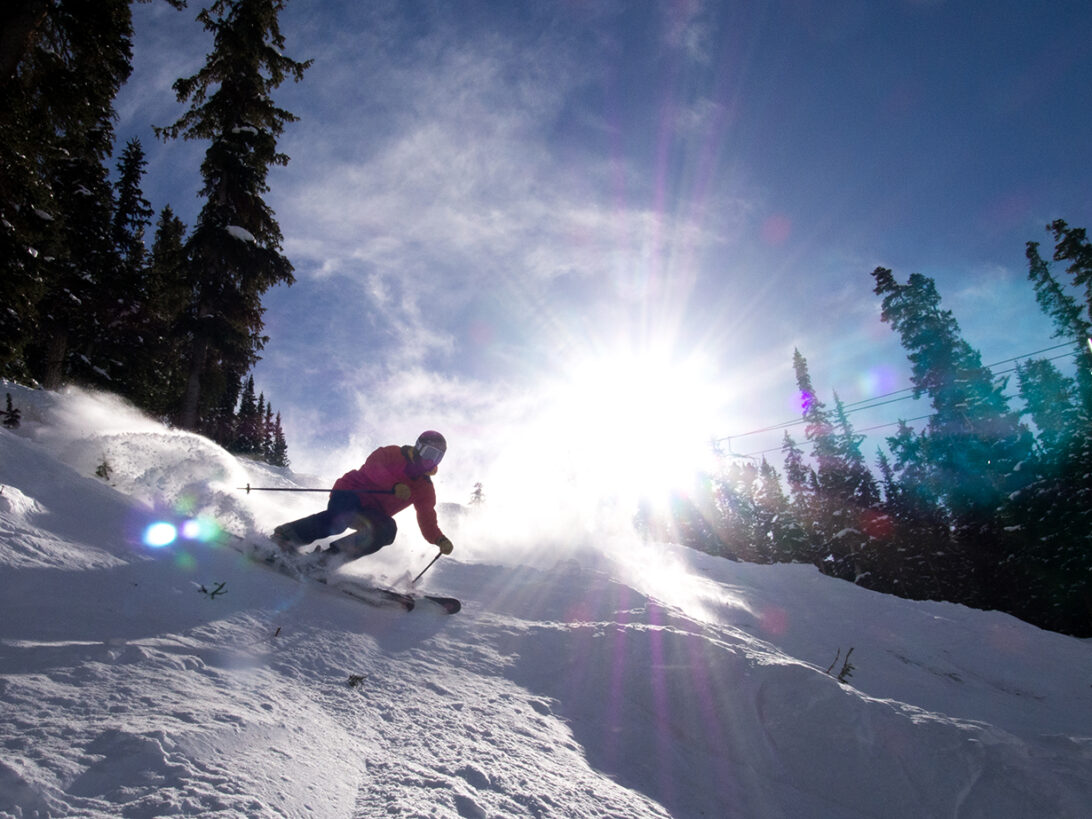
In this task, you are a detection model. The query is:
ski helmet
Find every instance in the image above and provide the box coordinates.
[414,430,447,468]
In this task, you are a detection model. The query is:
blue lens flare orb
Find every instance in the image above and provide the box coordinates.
[139,511,222,550]
[143,521,179,548]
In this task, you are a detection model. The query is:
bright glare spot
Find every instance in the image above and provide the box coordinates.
[563,347,722,496]
[143,521,178,548]
[485,342,726,536]
[181,517,220,542]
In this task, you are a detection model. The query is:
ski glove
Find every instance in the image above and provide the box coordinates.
[436,536,454,555]
[393,483,411,500]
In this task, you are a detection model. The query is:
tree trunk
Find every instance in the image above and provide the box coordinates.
[41,327,67,390]
[178,330,208,431]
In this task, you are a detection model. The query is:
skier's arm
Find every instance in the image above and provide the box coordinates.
[413,483,448,547]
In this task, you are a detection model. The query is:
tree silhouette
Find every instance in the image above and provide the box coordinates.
[156,0,310,431]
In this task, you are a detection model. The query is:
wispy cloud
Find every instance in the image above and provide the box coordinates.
[253,3,757,486]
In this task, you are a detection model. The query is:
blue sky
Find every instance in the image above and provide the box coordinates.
[115,0,1092,503]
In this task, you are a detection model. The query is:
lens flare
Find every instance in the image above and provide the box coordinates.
[181,517,220,542]
[174,552,197,571]
[143,521,178,548]
[858,365,897,397]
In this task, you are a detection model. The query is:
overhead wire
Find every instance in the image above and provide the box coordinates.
[715,341,1082,460]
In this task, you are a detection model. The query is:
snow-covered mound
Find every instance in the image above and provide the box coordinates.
[1,385,1090,818]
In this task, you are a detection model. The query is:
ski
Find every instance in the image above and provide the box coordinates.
[329,582,460,614]
[312,572,461,614]
[414,594,462,614]
[224,534,460,614]
[329,582,417,611]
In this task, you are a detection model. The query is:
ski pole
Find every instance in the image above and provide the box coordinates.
[237,483,395,495]
[238,484,332,493]
[413,552,443,584]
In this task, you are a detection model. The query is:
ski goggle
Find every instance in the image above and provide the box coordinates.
[416,441,445,465]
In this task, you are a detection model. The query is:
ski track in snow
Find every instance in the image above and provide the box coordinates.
[1,384,1091,818]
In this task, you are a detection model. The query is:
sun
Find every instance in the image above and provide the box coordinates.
[537,343,725,508]
[475,340,728,541]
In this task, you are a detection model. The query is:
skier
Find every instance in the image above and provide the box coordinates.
[271,431,454,566]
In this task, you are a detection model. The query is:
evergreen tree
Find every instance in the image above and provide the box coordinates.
[2,393,21,429]
[830,395,880,509]
[230,375,261,455]
[791,350,880,583]
[135,206,190,415]
[793,349,840,480]
[204,365,244,446]
[1016,358,1079,462]
[8,1,137,388]
[32,102,124,388]
[872,267,1035,609]
[713,460,762,561]
[876,435,955,601]
[156,0,310,430]
[268,411,289,467]
[111,137,154,271]
[753,458,806,563]
[641,470,726,556]
[1011,225,1092,635]
[92,136,157,399]
[1006,360,1081,631]
[826,393,882,586]
[260,397,273,459]
[0,0,66,375]
[1047,219,1092,328]
[470,483,485,505]
[781,431,822,564]
[1026,233,1092,414]
[0,3,52,86]
[1,2,186,371]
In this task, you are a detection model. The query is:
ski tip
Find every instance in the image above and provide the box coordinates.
[423,595,461,614]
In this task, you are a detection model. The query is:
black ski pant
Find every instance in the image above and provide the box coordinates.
[281,490,397,555]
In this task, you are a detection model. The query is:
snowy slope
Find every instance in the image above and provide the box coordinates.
[1,385,1090,818]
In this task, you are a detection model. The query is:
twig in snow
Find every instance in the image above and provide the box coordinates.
[825,647,855,683]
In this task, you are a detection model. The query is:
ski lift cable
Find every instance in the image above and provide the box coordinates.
[716,342,1081,446]
[733,350,1076,444]
[839,350,1077,416]
[836,341,1076,412]
[739,414,936,459]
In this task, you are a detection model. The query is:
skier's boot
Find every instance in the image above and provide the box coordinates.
[326,523,377,561]
[305,543,345,572]
[271,523,305,553]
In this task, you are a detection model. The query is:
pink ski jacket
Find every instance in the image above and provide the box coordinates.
[332,445,445,544]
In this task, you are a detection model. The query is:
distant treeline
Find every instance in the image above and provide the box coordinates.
[643,221,1092,638]
[0,0,310,467]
